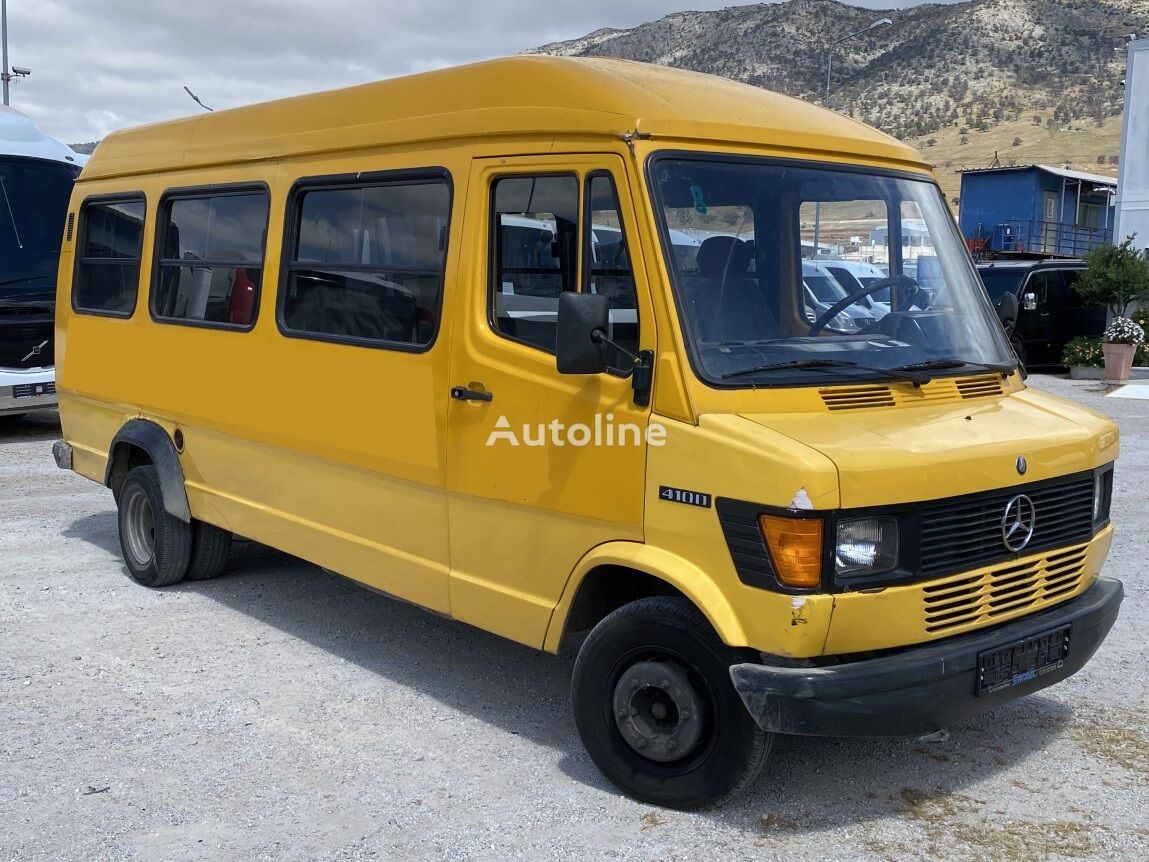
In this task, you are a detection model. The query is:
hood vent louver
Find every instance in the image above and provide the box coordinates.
[956,375,1005,399]
[819,374,1005,411]
[819,385,896,411]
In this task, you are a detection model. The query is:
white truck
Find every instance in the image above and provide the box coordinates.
[0,107,85,419]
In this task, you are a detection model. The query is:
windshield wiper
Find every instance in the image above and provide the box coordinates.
[896,357,1014,374]
[721,358,928,385]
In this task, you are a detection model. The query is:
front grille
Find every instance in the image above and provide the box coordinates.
[0,314,54,369]
[923,544,1089,634]
[919,473,1095,578]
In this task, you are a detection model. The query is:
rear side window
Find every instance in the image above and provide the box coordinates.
[280,174,451,349]
[73,196,146,316]
[152,189,269,328]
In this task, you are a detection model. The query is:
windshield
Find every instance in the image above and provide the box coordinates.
[0,156,79,300]
[651,157,1015,385]
[977,269,1025,304]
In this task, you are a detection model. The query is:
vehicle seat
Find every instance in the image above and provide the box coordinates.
[686,236,777,343]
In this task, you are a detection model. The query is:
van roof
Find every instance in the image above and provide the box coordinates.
[82,56,926,181]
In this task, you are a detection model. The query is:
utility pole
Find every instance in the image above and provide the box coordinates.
[1,0,29,106]
[2,0,10,107]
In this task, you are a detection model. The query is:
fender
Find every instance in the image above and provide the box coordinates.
[104,419,191,522]
[543,541,748,653]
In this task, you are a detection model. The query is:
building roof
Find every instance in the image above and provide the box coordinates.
[0,105,85,166]
[81,56,927,181]
[958,162,1116,188]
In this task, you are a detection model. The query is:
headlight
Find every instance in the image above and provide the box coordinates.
[1094,469,1113,524]
[835,517,899,576]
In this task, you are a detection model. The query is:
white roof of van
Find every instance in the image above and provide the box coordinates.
[0,105,86,166]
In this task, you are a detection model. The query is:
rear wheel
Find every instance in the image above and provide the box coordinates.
[186,522,233,581]
[572,596,772,809]
[117,465,192,587]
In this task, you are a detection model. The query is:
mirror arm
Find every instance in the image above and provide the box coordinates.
[590,329,654,408]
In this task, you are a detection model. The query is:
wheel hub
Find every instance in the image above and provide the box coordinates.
[122,486,155,569]
[612,659,705,763]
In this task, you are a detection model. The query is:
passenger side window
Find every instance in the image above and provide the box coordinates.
[281,176,451,348]
[73,196,146,316]
[1061,270,1084,307]
[1026,272,1053,307]
[490,174,579,353]
[153,189,269,328]
[585,173,639,370]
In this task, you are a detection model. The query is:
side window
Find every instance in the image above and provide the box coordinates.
[153,189,269,328]
[281,176,451,348]
[1026,271,1052,307]
[1061,270,1084,307]
[585,173,639,370]
[490,174,579,353]
[73,196,146,316]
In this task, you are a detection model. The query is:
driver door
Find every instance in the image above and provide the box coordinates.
[444,154,655,648]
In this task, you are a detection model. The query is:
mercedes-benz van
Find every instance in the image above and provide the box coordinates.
[53,57,1122,809]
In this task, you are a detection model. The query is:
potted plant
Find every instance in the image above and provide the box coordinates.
[1076,237,1149,382]
[1100,318,1145,381]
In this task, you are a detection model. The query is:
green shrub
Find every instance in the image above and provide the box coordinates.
[1062,336,1104,367]
[1063,335,1149,367]
[1077,237,1149,317]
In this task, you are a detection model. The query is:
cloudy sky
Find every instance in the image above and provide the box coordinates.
[6,0,947,144]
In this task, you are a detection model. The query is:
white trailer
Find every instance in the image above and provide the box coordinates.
[1115,38,1149,255]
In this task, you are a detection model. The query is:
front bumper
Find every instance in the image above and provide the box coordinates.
[729,577,1123,736]
[0,367,57,415]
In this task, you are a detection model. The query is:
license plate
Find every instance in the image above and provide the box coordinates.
[976,625,1071,696]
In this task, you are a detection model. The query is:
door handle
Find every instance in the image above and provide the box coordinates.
[451,386,493,402]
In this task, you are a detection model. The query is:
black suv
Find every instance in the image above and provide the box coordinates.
[977,260,1107,367]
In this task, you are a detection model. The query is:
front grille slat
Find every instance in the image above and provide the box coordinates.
[921,542,1089,635]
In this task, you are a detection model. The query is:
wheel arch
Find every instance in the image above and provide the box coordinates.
[104,419,191,522]
[543,542,748,654]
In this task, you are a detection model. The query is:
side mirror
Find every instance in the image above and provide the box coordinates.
[556,291,609,375]
[1022,292,1037,312]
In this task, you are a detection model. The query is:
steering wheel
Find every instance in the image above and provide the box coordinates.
[809,275,923,336]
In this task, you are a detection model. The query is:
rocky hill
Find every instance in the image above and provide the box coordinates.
[533,0,1145,147]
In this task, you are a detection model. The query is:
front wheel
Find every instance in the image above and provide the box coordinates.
[572,597,772,809]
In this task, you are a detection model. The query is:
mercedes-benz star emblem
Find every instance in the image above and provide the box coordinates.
[1001,494,1036,553]
[1016,456,1027,475]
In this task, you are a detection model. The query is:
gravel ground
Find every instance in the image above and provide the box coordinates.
[1,375,1146,862]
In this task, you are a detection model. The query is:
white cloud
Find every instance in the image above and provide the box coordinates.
[5,0,955,143]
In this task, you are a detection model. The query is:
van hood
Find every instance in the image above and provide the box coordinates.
[738,386,1118,508]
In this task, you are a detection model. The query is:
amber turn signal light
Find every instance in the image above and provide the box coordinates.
[758,514,823,588]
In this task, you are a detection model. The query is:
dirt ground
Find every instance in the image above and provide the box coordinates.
[1,375,1146,862]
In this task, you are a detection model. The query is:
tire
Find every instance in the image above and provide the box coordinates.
[572,596,772,809]
[186,522,233,581]
[1011,336,1027,372]
[117,465,192,587]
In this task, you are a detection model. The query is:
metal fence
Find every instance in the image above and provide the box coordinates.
[985,220,1113,258]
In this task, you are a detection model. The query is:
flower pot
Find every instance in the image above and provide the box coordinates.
[1102,342,1136,382]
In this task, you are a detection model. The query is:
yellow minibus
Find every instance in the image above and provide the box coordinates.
[53,57,1122,808]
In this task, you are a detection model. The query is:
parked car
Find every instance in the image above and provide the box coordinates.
[802,260,875,329]
[820,260,890,317]
[977,260,1107,367]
